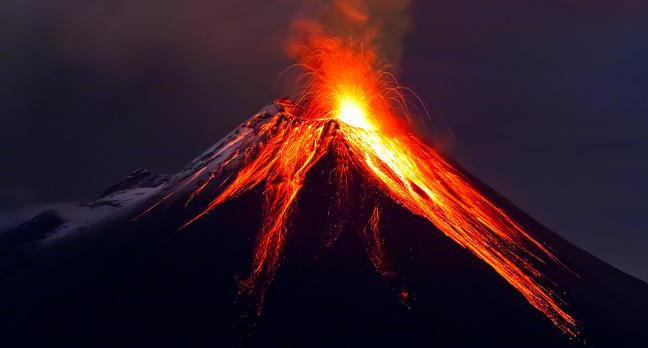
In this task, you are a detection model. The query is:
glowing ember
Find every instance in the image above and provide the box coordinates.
[140,25,578,338]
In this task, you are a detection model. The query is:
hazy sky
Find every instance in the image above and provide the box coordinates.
[1,1,646,280]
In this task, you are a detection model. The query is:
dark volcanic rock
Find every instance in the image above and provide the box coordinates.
[0,152,646,348]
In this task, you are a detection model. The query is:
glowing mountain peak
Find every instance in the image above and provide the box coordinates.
[336,94,373,130]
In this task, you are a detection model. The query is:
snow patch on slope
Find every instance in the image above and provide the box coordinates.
[1,175,164,246]
[1,99,288,246]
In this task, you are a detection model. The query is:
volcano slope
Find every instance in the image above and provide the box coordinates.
[1,101,647,348]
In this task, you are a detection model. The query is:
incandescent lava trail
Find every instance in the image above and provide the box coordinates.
[140,26,578,338]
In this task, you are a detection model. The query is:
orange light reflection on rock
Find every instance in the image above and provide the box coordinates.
[143,30,578,337]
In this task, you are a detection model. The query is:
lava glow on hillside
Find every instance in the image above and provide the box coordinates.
[140,25,578,337]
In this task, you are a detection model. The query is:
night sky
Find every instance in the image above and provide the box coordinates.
[1,1,646,281]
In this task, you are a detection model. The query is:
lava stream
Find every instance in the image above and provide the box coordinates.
[140,35,578,336]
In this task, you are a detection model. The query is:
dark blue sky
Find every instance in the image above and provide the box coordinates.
[1,1,646,280]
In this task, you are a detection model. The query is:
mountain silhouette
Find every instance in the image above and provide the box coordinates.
[1,100,647,348]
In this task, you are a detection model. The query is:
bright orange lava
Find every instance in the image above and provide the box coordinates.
[141,35,578,337]
[337,96,373,129]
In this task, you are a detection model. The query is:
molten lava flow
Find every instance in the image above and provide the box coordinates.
[181,117,338,306]
[340,124,578,334]
[140,29,578,337]
[361,204,392,278]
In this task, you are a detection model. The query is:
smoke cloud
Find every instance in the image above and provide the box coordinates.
[287,0,413,63]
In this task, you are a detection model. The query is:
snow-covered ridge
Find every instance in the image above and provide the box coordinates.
[0,172,165,246]
[0,100,287,247]
[166,100,282,185]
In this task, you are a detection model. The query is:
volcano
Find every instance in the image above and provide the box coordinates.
[1,99,647,348]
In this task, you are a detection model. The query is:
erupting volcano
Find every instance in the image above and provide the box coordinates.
[138,32,577,336]
[3,4,648,348]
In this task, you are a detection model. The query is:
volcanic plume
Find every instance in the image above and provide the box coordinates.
[138,21,577,337]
